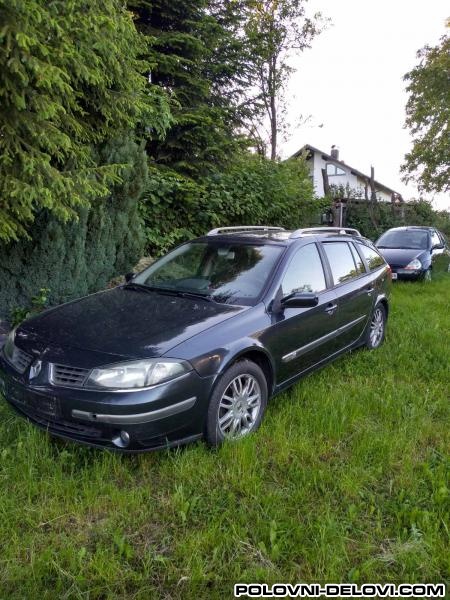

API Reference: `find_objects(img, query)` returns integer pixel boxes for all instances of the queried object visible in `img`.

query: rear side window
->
[349,243,366,274]
[431,230,441,247]
[323,242,360,285]
[357,243,385,271]
[281,243,326,295]
[438,231,448,246]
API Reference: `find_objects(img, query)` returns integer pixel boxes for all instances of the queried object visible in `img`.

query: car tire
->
[205,360,268,447]
[365,304,386,350]
[424,268,432,282]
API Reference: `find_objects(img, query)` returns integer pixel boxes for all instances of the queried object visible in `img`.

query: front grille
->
[17,404,104,439]
[50,364,90,388]
[6,344,33,374]
[10,390,59,418]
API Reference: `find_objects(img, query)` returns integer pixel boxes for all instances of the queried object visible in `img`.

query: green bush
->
[345,199,450,241]
[141,155,329,256]
[10,288,50,327]
[0,136,147,320]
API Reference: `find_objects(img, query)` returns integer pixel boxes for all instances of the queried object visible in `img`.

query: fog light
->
[112,430,130,448]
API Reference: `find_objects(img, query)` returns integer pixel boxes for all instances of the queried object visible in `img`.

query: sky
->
[281,0,449,210]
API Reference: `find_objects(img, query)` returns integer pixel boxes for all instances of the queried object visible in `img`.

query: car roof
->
[382,226,434,232]
[195,226,371,247]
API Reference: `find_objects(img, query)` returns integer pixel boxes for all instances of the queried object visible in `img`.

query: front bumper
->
[0,354,213,451]
[391,268,424,281]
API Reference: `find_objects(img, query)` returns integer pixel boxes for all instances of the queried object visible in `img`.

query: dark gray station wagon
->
[0,226,390,451]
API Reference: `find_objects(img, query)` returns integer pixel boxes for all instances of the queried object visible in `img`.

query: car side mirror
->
[432,243,444,250]
[281,292,319,308]
[125,272,134,283]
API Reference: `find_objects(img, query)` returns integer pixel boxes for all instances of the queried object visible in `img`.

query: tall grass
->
[0,279,448,598]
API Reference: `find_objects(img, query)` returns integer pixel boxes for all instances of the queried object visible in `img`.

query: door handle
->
[366,286,374,295]
[324,302,338,315]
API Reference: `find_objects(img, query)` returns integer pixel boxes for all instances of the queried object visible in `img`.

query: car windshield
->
[376,230,429,250]
[133,241,283,305]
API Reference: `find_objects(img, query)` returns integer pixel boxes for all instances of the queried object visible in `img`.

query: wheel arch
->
[375,294,389,319]
[219,346,276,397]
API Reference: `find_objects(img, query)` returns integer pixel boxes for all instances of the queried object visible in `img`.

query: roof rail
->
[289,227,361,239]
[207,226,285,236]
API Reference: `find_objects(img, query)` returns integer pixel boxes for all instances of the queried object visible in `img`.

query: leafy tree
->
[242,0,326,159]
[128,0,250,176]
[402,34,450,194]
[0,0,170,242]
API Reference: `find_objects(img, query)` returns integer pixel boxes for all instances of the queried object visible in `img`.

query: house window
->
[326,163,346,176]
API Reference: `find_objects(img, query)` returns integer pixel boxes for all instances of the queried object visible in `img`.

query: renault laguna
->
[0,226,390,451]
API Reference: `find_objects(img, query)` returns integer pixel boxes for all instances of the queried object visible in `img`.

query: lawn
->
[0,278,448,599]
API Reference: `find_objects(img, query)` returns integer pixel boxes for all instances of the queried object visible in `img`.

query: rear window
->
[323,242,361,285]
[357,243,385,271]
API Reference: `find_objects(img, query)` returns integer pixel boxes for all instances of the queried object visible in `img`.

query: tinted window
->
[281,244,326,295]
[134,242,283,306]
[357,243,385,271]
[376,229,429,249]
[323,242,359,284]
[349,243,366,274]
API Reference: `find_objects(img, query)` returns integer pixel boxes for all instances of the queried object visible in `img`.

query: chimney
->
[330,145,339,160]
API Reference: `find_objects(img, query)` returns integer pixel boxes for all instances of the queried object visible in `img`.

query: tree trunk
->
[321,168,330,196]
[269,57,277,160]
[370,166,377,203]
[270,95,277,160]
[365,173,379,232]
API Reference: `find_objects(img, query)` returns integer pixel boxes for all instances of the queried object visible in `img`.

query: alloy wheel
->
[218,374,262,439]
[369,307,384,348]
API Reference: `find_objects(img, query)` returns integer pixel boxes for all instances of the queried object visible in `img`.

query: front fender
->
[188,337,275,380]
[163,303,274,381]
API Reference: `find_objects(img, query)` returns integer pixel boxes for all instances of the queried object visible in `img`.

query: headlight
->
[2,328,16,362]
[86,359,191,390]
[405,258,422,270]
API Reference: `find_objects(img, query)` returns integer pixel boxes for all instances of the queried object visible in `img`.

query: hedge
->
[141,155,328,256]
[345,199,450,241]
[0,153,330,320]
[0,137,147,320]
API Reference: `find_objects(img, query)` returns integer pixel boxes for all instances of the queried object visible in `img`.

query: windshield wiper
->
[378,245,424,250]
[174,290,213,302]
[123,282,214,302]
[122,282,157,294]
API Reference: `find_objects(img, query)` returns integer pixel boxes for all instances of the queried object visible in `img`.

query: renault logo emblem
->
[29,360,42,380]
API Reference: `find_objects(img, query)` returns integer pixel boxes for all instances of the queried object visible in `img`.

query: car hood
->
[376,247,427,267]
[17,287,245,363]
